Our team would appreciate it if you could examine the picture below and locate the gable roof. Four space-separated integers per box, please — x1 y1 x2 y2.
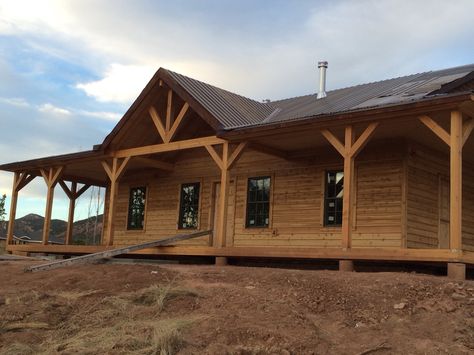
102 63 474 149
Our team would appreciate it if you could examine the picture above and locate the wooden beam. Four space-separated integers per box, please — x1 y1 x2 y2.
65 182 77 245
115 157 130 179
321 129 345 157
75 184 91 199
205 145 224 170
227 142 248 169
41 167 63 245
6 172 20 245
248 142 289 160
114 136 226 158
58 180 74 200
101 161 113 180
419 115 450 146
350 122 379 157
342 126 355 249
216 142 230 248
134 157 174 172
149 106 168 143
462 118 474 146
166 89 173 132
450 111 463 251
167 102 189 142
16 173 35 191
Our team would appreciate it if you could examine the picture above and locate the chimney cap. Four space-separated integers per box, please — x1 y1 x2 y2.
318 61 328 68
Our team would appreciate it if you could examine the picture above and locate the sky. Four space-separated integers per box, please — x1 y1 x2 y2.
0 0 473 221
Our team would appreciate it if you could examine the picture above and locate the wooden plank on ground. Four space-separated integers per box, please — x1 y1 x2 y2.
25 230 211 273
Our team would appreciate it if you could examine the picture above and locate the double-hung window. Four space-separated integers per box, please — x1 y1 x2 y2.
246 176 271 228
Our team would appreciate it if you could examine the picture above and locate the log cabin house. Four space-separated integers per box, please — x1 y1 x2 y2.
2 63 474 279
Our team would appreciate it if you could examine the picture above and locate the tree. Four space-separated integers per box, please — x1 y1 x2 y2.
0 194 6 232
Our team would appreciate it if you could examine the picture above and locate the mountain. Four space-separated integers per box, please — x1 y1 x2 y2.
0 213 103 245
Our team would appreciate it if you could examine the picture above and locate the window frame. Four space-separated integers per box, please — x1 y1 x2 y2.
323 170 344 227
178 182 201 230
245 176 272 229
126 186 148 231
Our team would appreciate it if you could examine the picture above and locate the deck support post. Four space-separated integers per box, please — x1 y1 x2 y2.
40 167 63 245
6 172 35 245
339 260 354 272
419 111 471 254
447 262 466 280
59 181 91 245
321 123 379 257
205 142 247 265
101 157 130 246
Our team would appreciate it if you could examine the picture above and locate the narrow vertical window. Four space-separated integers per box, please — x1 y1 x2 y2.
127 187 146 230
179 183 200 229
246 176 271 228
324 171 343 226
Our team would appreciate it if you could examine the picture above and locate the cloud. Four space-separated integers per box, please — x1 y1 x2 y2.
75 63 155 104
79 110 122 122
38 103 71 116
0 97 31 107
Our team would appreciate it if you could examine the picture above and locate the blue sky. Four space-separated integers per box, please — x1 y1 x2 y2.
0 0 473 221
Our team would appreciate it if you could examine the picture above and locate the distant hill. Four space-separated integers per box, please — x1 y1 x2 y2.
0 213 103 245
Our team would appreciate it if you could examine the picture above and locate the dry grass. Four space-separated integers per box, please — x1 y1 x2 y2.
0 282 200 355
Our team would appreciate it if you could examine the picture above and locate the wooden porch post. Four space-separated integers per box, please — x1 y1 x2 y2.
450 111 463 251
59 181 91 245
6 172 35 245
101 157 130 246
322 123 379 271
205 142 247 265
40 167 63 245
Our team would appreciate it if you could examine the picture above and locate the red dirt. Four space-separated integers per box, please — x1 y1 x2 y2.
0 259 473 354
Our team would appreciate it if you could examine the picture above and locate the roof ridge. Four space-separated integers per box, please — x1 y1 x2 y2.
270 63 474 104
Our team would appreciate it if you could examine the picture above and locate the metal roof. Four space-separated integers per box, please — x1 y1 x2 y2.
166 64 474 129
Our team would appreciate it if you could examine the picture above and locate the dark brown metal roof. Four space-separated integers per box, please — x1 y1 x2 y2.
165 64 474 129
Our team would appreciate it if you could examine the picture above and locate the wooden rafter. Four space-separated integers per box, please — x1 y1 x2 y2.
114 136 226 158
228 142 248 170
350 122 379 157
205 145 224 170
321 129 345 157
149 106 167 143
167 102 189 142
166 89 173 131
418 115 450 146
463 118 474 146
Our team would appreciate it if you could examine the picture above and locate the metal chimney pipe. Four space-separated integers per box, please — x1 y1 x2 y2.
317 61 328 99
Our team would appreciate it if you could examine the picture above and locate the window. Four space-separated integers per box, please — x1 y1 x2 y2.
178 183 200 229
127 187 146 230
324 171 343 226
246 176 271 228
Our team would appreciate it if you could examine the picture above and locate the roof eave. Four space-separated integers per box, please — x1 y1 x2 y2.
219 92 474 140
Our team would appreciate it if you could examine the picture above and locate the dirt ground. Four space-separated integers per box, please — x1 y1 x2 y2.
0 259 473 354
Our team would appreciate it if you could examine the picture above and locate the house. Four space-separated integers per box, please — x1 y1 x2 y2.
2 62 474 279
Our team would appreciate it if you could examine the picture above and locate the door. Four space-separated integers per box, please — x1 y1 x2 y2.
438 176 450 249
211 181 235 247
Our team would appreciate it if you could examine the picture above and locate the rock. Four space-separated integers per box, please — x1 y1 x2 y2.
0 296 5 306
245 285 255 290
452 292 466 301
393 302 407 310
468 298 474 305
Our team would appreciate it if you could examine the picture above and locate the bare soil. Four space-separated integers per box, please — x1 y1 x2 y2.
0 259 473 354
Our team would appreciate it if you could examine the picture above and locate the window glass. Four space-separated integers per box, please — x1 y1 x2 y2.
179 183 200 229
127 187 146 230
246 177 271 228
324 171 343 226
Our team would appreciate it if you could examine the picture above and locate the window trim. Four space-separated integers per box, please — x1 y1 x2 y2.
323 170 344 227
126 185 148 231
245 175 272 229
177 181 201 230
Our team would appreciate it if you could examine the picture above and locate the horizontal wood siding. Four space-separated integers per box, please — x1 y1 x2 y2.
111 141 405 249
406 144 474 251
